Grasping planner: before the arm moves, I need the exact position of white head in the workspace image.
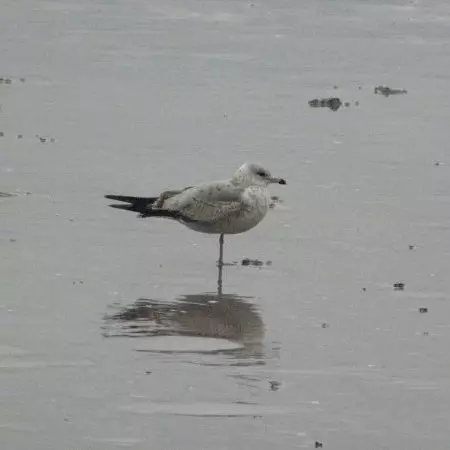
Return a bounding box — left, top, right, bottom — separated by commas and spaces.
231, 163, 287, 187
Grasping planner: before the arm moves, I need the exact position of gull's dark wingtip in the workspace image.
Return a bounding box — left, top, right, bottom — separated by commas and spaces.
105, 194, 158, 214
105, 194, 151, 203
108, 203, 134, 211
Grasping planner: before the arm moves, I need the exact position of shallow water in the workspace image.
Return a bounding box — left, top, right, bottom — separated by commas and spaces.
1, 0, 450, 448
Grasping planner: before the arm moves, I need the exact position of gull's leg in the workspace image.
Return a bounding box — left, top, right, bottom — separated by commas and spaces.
218, 233, 224, 267
217, 233, 224, 295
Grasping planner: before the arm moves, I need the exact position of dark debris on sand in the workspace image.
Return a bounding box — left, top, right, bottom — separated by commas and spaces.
0, 76, 26, 84
36, 134, 56, 143
0, 131, 55, 142
308, 97, 342, 111
374, 85, 408, 97
269, 380, 281, 391
241, 258, 264, 267
240, 258, 273, 267
269, 195, 283, 209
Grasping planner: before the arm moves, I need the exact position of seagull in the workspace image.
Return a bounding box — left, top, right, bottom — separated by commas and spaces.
105, 162, 286, 283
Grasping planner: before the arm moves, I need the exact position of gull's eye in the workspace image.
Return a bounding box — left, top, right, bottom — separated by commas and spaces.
256, 170, 267, 177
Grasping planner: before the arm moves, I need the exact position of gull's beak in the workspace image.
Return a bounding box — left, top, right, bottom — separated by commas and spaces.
270, 177, 287, 185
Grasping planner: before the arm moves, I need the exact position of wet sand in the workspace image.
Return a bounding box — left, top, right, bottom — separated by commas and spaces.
1, 0, 450, 448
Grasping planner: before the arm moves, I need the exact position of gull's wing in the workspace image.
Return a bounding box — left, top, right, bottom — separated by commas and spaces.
183, 199, 246, 224
162, 182, 248, 223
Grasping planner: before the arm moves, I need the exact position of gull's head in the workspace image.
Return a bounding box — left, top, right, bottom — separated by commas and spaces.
232, 163, 287, 187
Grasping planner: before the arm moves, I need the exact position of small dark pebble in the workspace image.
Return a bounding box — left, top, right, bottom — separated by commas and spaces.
434, 161, 441, 166
269, 195, 283, 209
9, 238, 16, 242
309, 97, 342, 111
344, 101, 350, 107
265, 260, 272, 266
419, 307, 428, 314
17, 134, 23, 139
20, 78, 25, 83
374, 85, 407, 97
394, 282, 405, 291
269, 380, 280, 391
145, 370, 152, 375
362, 287, 367, 292
321, 322, 329, 329
355, 100, 360, 106
408, 245, 416, 250
0, 132, 4, 137
241, 258, 263, 267
315, 441, 323, 448
423, 331, 429, 336
5, 78, 12, 84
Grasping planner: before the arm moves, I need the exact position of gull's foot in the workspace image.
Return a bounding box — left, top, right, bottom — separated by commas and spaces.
217, 260, 236, 267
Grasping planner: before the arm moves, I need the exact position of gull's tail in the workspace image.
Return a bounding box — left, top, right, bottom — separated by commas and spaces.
105, 194, 187, 220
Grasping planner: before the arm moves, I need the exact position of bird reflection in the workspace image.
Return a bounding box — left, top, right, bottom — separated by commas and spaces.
103, 291, 265, 361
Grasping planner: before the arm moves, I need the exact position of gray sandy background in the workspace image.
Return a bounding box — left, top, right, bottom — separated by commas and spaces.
1, 0, 450, 448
